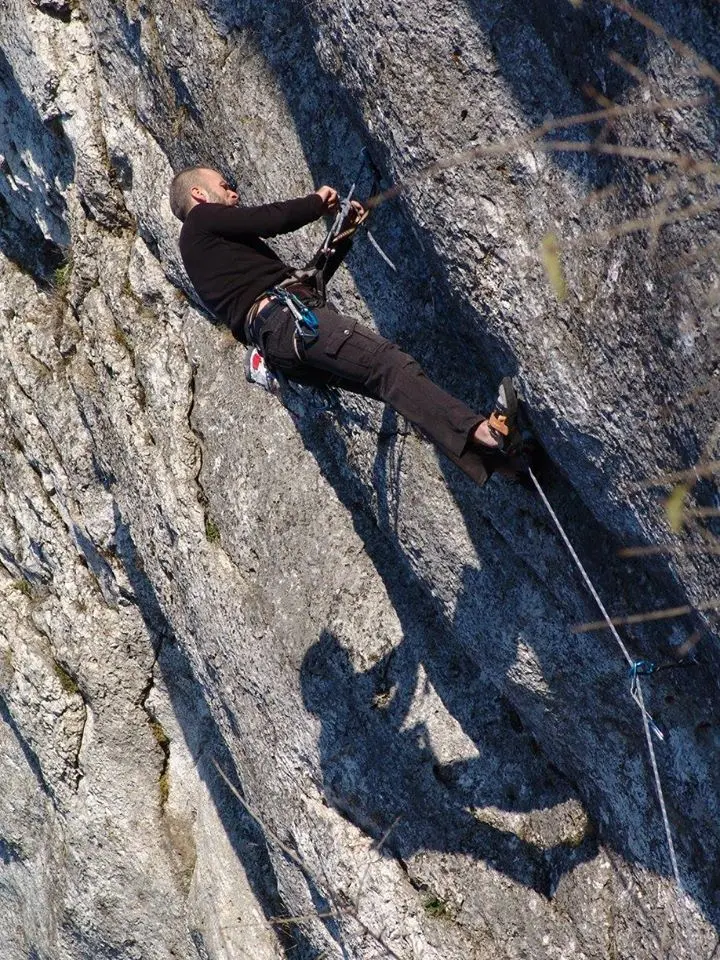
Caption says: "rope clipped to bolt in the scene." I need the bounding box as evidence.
[527,467,683,892]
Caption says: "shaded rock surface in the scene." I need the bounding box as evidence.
[0,0,719,957]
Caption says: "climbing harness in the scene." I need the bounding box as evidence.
[242,285,320,398]
[267,286,320,344]
[527,466,683,891]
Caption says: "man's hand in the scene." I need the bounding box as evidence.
[346,199,366,226]
[315,185,339,212]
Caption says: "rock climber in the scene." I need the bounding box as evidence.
[170,166,524,486]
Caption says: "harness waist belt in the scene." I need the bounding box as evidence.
[244,280,317,348]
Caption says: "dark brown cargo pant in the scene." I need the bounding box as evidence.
[255,295,495,486]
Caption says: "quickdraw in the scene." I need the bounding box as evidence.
[294,148,395,304]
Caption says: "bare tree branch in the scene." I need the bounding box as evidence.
[574,598,720,632]
[606,0,720,87]
[631,460,720,488]
[367,95,712,208]
[619,543,720,557]
[212,760,409,960]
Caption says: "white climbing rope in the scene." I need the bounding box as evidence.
[527,467,683,891]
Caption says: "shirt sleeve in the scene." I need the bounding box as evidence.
[195,194,326,239]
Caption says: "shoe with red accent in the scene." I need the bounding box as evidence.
[487,377,522,454]
[244,347,279,393]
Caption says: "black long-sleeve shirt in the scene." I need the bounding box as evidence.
[179,194,328,340]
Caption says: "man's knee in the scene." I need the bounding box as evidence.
[377,341,424,377]
[365,341,426,400]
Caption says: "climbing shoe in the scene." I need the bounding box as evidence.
[487,376,522,454]
[244,347,280,394]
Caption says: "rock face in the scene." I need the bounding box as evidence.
[1,0,719,957]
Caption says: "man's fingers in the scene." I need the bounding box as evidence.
[316,185,339,209]
[317,186,370,216]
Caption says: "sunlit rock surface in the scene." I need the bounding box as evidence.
[1,0,719,957]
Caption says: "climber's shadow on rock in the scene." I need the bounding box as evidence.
[289,393,719,928]
[301,628,598,897]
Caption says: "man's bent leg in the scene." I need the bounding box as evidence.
[257,298,497,485]
[295,306,496,486]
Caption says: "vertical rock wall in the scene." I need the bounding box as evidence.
[0,1,718,957]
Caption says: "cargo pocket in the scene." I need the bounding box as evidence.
[323,320,358,358]
[321,321,387,380]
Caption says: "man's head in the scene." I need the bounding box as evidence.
[169,167,239,221]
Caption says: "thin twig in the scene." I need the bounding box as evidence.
[355,817,400,912]
[684,514,720,552]
[689,507,720,519]
[270,910,350,926]
[648,172,681,253]
[593,162,719,222]
[581,183,623,206]
[574,597,720,632]
[583,83,618,148]
[213,762,314,877]
[212,760,408,960]
[671,239,720,273]
[631,460,720,489]
[606,0,720,88]
[534,138,716,173]
[585,194,720,242]
[619,543,720,557]
[653,379,716,417]
[701,420,720,465]
[674,630,703,659]
[608,49,651,87]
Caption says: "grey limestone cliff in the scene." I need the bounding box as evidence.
[0,0,719,957]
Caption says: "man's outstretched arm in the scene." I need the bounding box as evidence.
[197,186,339,239]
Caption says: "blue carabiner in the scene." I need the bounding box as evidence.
[270,288,319,341]
[629,659,656,679]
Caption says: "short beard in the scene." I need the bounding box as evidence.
[205,187,235,205]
